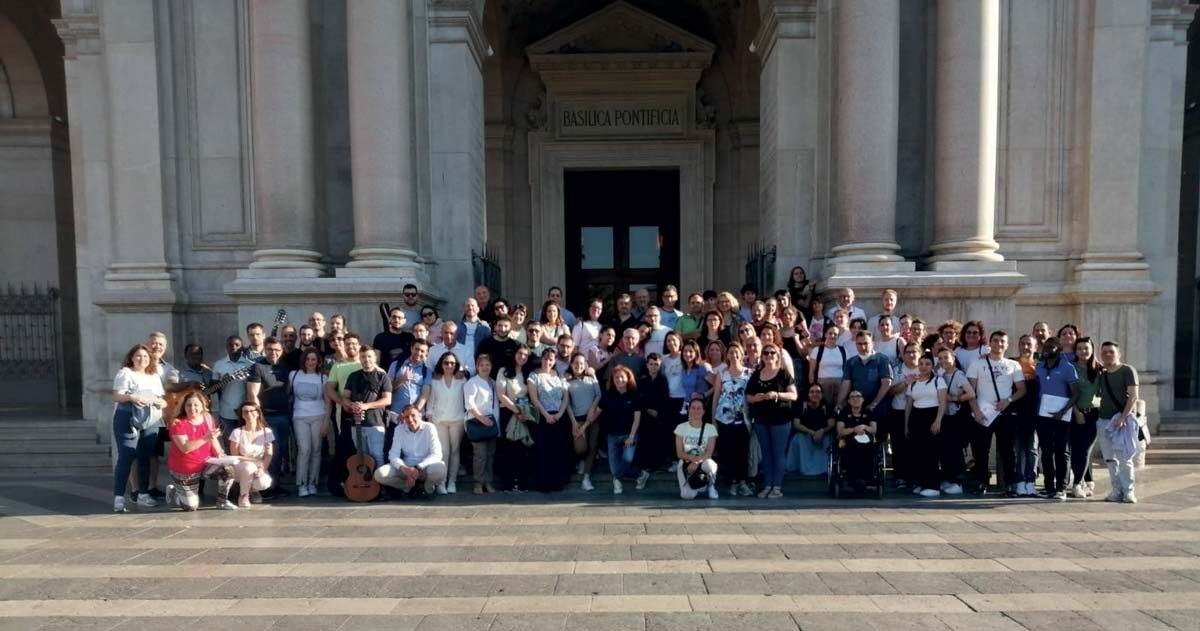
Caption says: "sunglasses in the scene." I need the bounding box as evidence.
[442,360,458,366]
[422,312,435,318]
[762,350,778,356]
[404,292,418,297]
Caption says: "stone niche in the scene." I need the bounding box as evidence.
[524,1,718,301]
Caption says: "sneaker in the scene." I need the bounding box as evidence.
[758,486,771,498]
[165,484,177,507]
[238,496,252,508]
[136,493,157,508]
[729,483,739,496]
[894,479,909,489]
[635,470,651,490]
[216,499,238,510]
[1054,490,1067,501]
[581,477,595,492]
[737,482,754,497]
[1122,492,1138,504]
[707,485,719,500]
[1083,484,1095,498]
[436,482,448,495]
[1104,491,1123,502]
[307,484,319,497]
[1024,482,1038,497]
[669,461,679,473]
[767,488,783,499]
[912,486,924,496]
[918,488,941,497]
[613,479,624,495]
[113,496,127,513]
[576,462,585,475]
[1071,484,1086,499]
[942,483,963,495]
[447,481,457,494]
[251,491,263,504]
[297,485,311,498]
[147,488,166,500]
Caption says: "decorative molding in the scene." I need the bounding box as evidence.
[52,6,101,59]
[525,90,547,130]
[1151,0,1197,44]
[429,0,490,70]
[750,0,817,64]
[695,88,715,129]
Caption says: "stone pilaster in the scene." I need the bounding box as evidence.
[752,0,819,287]
[241,0,323,277]
[928,0,1011,270]
[340,0,424,279]
[826,0,911,274]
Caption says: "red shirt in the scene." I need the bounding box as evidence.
[168,416,218,475]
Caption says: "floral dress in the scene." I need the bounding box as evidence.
[715,365,751,427]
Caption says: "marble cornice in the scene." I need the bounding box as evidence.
[751,0,817,64]
[429,0,490,69]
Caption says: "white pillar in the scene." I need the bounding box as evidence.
[828,0,909,271]
[341,0,422,277]
[928,0,1007,268]
[243,0,323,277]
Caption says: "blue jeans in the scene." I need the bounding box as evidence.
[112,407,157,497]
[754,422,791,488]
[360,426,386,469]
[607,434,641,479]
[265,414,292,484]
[1011,413,1038,485]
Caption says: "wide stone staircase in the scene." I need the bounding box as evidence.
[1150,408,1200,465]
[0,408,109,478]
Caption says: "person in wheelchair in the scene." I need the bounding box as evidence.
[836,391,878,491]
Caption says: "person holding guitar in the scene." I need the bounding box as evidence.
[340,347,393,485]
[213,335,254,450]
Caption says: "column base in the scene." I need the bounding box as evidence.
[825,242,914,276]
[926,259,1018,273]
[338,247,425,278]
[238,249,326,279]
[927,236,1007,266]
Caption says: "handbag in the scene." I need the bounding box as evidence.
[465,379,501,442]
[127,389,163,431]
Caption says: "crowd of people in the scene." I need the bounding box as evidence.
[109,271,1145,512]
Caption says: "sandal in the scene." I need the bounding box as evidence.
[238,495,252,509]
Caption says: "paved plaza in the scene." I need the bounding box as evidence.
[4,465,1200,631]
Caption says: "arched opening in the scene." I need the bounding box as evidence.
[0,3,80,409]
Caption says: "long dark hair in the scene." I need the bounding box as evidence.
[1075,337,1101,380]
[433,351,460,377]
[787,266,809,291]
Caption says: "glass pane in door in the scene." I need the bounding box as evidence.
[628,226,661,269]
[580,227,614,270]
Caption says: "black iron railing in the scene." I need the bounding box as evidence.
[745,243,777,294]
[473,247,503,298]
[0,284,61,381]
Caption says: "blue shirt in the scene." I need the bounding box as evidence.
[388,358,432,412]
[658,308,682,330]
[680,363,712,400]
[841,353,892,402]
[1035,357,1078,400]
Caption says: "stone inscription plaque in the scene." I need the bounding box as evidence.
[556,99,686,138]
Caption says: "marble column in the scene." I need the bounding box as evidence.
[753,0,819,286]
[243,0,323,277]
[340,0,422,276]
[928,0,1007,268]
[828,0,909,270]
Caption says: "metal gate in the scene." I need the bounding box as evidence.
[745,243,777,295]
[0,285,63,407]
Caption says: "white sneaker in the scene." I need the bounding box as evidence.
[729,483,739,496]
[737,482,754,497]
[1104,491,1123,502]
[707,485,719,500]
[136,493,157,508]
[114,496,127,513]
[447,481,457,494]
[613,479,624,495]
[918,488,941,498]
[912,486,924,496]
[581,477,595,492]
[165,485,177,507]
[1019,482,1034,496]
[436,482,448,495]
[1071,484,1086,499]
[297,485,311,498]
[636,470,651,490]
[215,499,238,510]
[1122,492,1138,504]
[308,484,319,496]
[669,461,679,473]
[939,481,951,492]
[1083,484,1094,497]
[942,483,963,495]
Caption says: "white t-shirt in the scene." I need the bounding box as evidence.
[891,364,920,411]
[809,344,846,380]
[662,355,685,398]
[875,337,905,366]
[867,313,900,339]
[289,371,327,418]
[643,325,671,358]
[113,368,165,429]
[954,346,989,373]
[967,356,1024,409]
[229,427,276,459]
[674,421,718,457]
[941,369,970,416]
[907,375,946,409]
[826,304,867,322]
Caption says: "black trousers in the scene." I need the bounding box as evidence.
[495,409,531,490]
[968,411,1017,489]
[939,408,969,481]
[1069,409,1099,485]
[881,408,910,482]
[907,407,941,490]
[716,422,750,483]
[1036,416,1071,493]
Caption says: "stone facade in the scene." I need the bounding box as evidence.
[0,0,1192,434]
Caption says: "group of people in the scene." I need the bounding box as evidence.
[109,273,1145,512]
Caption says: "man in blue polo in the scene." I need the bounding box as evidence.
[837,331,893,417]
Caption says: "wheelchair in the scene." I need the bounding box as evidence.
[827,437,886,499]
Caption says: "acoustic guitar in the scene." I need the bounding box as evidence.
[344,416,381,502]
[270,308,287,337]
[164,368,251,424]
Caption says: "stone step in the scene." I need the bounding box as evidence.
[0,418,93,430]
[0,439,106,455]
[1149,436,1200,450]
[1145,448,1200,465]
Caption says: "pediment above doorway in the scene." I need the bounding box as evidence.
[525,1,715,57]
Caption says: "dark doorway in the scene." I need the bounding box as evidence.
[564,170,680,317]
[1175,5,1200,404]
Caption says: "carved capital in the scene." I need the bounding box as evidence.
[751,0,817,63]
[53,1,102,60]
